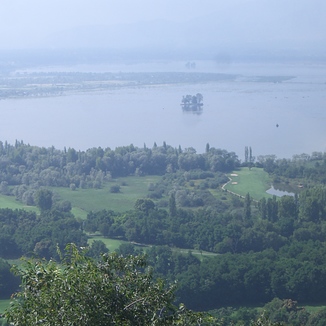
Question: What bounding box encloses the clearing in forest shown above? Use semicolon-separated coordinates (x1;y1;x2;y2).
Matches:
225;167;272;200
50;175;162;217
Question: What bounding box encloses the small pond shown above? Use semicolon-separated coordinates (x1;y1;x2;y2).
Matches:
266;186;295;197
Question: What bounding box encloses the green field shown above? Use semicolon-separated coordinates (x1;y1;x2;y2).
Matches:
0;176;161;219
225;167;272;201
0;171;274;216
89;235;219;260
0;195;38;213
88;235;127;252
50;175;162;217
0;171;273;216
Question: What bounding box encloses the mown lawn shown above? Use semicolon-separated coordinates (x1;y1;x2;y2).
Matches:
89;235;219;260
0;195;38;213
225;167;272;201
0;176;161;219
88;235;127;252
50;175;162;217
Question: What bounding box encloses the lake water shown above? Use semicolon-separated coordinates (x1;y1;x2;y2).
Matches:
1;61;326;161
266;186;295;197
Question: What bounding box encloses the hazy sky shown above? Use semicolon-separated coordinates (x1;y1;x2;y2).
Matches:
2;0;220;46
1;0;325;58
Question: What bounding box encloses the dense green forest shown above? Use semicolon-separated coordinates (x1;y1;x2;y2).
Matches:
1;140;326;324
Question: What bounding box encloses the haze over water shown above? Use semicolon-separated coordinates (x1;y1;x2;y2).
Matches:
1;61;325;161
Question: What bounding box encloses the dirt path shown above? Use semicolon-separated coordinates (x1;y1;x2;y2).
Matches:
221;175;245;199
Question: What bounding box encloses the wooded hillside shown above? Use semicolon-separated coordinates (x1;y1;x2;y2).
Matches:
1;141;326;324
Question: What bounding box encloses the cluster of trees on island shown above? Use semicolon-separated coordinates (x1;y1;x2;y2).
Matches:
2;140;326;324
181;93;203;112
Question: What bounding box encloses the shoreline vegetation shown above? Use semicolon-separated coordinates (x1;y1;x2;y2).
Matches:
0;71;294;100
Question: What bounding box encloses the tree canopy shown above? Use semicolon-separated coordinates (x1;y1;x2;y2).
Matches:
5;244;213;325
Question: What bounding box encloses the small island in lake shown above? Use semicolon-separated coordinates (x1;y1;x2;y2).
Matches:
181;93;203;113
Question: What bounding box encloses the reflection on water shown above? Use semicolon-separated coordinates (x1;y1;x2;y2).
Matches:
182;106;203;115
266;186;295;197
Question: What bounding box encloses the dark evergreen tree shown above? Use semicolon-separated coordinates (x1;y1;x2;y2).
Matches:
169;192;177;217
244;193;252;220
245;146;249;164
34;189;53;212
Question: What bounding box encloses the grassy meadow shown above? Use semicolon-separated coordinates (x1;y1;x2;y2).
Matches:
89;235;219;260
50;175;162;217
0;171;275;217
88;235;127;252
225;167;272;201
0;195;38;213
0;176;162;220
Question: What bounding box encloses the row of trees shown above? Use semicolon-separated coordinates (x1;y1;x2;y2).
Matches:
0;192;87;260
119;240;326;311
83;185;326;254
0;141;239;206
257;151;326;184
212;298;326;325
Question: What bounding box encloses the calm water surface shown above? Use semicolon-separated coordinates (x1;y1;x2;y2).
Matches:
1;62;326;160
266;186;295;197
